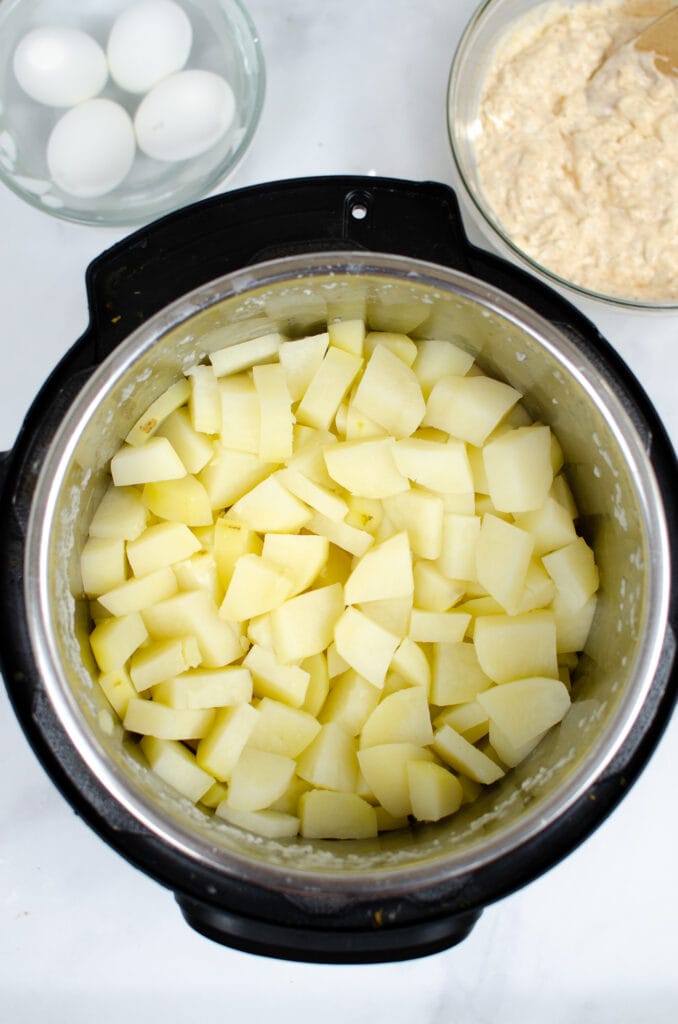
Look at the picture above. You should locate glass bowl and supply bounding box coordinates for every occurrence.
[447,0,678,312]
[0,0,265,226]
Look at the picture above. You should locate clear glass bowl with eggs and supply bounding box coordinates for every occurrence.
[0,0,265,225]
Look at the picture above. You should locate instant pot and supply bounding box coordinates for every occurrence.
[1,176,676,963]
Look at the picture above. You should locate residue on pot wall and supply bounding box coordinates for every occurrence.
[475,0,678,300]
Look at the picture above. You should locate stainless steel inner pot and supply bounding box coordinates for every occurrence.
[25,251,671,898]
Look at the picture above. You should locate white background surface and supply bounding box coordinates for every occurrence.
[1,1,677,1020]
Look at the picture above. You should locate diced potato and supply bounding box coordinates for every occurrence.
[328,319,365,356]
[140,734,214,802]
[213,518,263,589]
[359,595,412,637]
[218,373,261,454]
[124,698,214,740]
[430,641,494,705]
[437,513,481,582]
[334,606,400,689]
[98,666,136,718]
[301,652,330,717]
[278,332,330,400]
[344,402,387,441]
[344,531,413,605]
[295,346,363,430]
[483,425,554,513]
[226,748,296,811]
[248,697,321,757]
[155,406,213,473]
[374,806,409,832]
[220,553,294,621]
[413,561,465,612]
[323,438,409,499]
[227,474,312,533]
[296,722,359,793]
[142,589,243,668]
[473,611,558,684]
[196,703,258,780]
[515,559,556,615]
[382,489,444,560]
[243,644,310,708]
[551,593,598,654]
[357,743,434,817]
[542,537,599,611]
[475,514,534,614]
[152,666,253,709]
[126,379,192,446]
[287,426,338,485]
[477,677,570,753]
[434,702,489,744]
[327,638,352,676]
[200,781,229,809]
[142,475,213,526]
[126,522,201,577]
[269,583,345,664]
[261,533,329,596]
[551,472,579,518]
[80,537,127,596]
[215,803,300,839]
[364,331,417,366]
[199,445,274,509]
[432,725,505,785]
[277,468,348,521]
[412,338,474,395]
[407,760,463,822]
[90,612,148,672]
[408,610,470,644]
[305,511,374,557]
[424,374,521,447]
[110,437,187,487]
[393,438,473,494]
[130,636,201,692]
[210,332,283,377]
[268,775,311,815]
[513,496,577,556]
[351,344,425,438]
[98,566,178,617]
[319,669,381,736]
[186,364,221,435]
[360,686,433,748]
[299,790,377,840]
[173,551,221,602]
[253,362,294,462]
[88,484,147,540]
[390,637,430,691]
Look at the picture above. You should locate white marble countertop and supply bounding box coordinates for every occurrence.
[1,2,677,1021]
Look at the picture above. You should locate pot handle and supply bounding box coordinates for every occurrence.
[82,176,477,363]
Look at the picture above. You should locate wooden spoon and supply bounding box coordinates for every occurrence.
[632,5,678,77]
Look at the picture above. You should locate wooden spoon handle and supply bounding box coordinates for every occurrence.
[634,6,678,76]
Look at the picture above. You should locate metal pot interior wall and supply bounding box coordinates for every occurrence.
[26,254,669,895]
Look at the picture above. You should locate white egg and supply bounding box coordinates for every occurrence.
[47,99,136,198]
[107,0,193,94]
[134,69,236,162]
[13,26,108,107]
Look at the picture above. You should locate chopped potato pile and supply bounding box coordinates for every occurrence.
[83,321,599,840]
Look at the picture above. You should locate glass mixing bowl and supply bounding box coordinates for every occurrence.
[447,0,678,312]
[0,0,265,226]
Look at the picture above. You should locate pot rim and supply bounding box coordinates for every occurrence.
[24,250,672,896]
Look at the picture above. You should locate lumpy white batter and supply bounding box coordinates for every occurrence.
[475,0,678,300]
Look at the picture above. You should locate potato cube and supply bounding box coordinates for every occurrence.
[126,522,201,577]
[374,807,409,832]
[487,721,548,769]
[152,666,253,708]
[475,514,534,614]
[199,445,274,509]
[215,804,300,839]
[296,722,359,793]
[80,537,127,596]
[296,346,363,430]
[382,489,444,560]
[424,374,521,447]
[344,402,388,441]
[88,484,147,540]
[433,702,489,744]
[412,338,474,396]
[542,537,599,611]
[413,561,465,612]
[262,533,329,596]
[513,496,577,556]
[408,610,470,644]
[359,595,412,638]
[351,344,426,438]
[407,761,463,822]
[319,670,381,736]
[110,437,187,488]
[323,437,409,499]
[89,611,148,672]
[299,790,377,840]
[213,518,262,589]
[248,697,321,757]
[173,551,221,603]
[357,743,434,817]
[142,590,243,668]
[125,379,191,446]
[305,511,374,557]
[477,677,570,751]
[243,644,310,708]
[431,642,494,705]
[217,374,260,453]
[253,362,294,462]
[551,593,598,654]
[516,559,557,615]
[124,697,214,740]
[142,475,213,527]
[328,319,365,356]
[98,566,178,617]
[226,748,296,811]
[155,406,214,474]
[130,636,201,692]
[393,437,473,495]
[473,611,558,684]
[200,781,229,809]
[269,583,345,664]
[437,513,481,582]
[301,652,330,717]
[390,637,430,691]
[98,667,136,718]
[209,332,283,377]
[186,364,221,434]
[268,775,311,815]
[220,553,295,621]
[364,331,417,365]
[140,734,214,802]
[432,725,505,785]
[483,425,554,513]
[279,332,329,400]
[344,531,413,605]
[196,703,258,780]
[227,475,312,533]
[277,468,348,521]
[334,607,400,689]
[360,686,433,748]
